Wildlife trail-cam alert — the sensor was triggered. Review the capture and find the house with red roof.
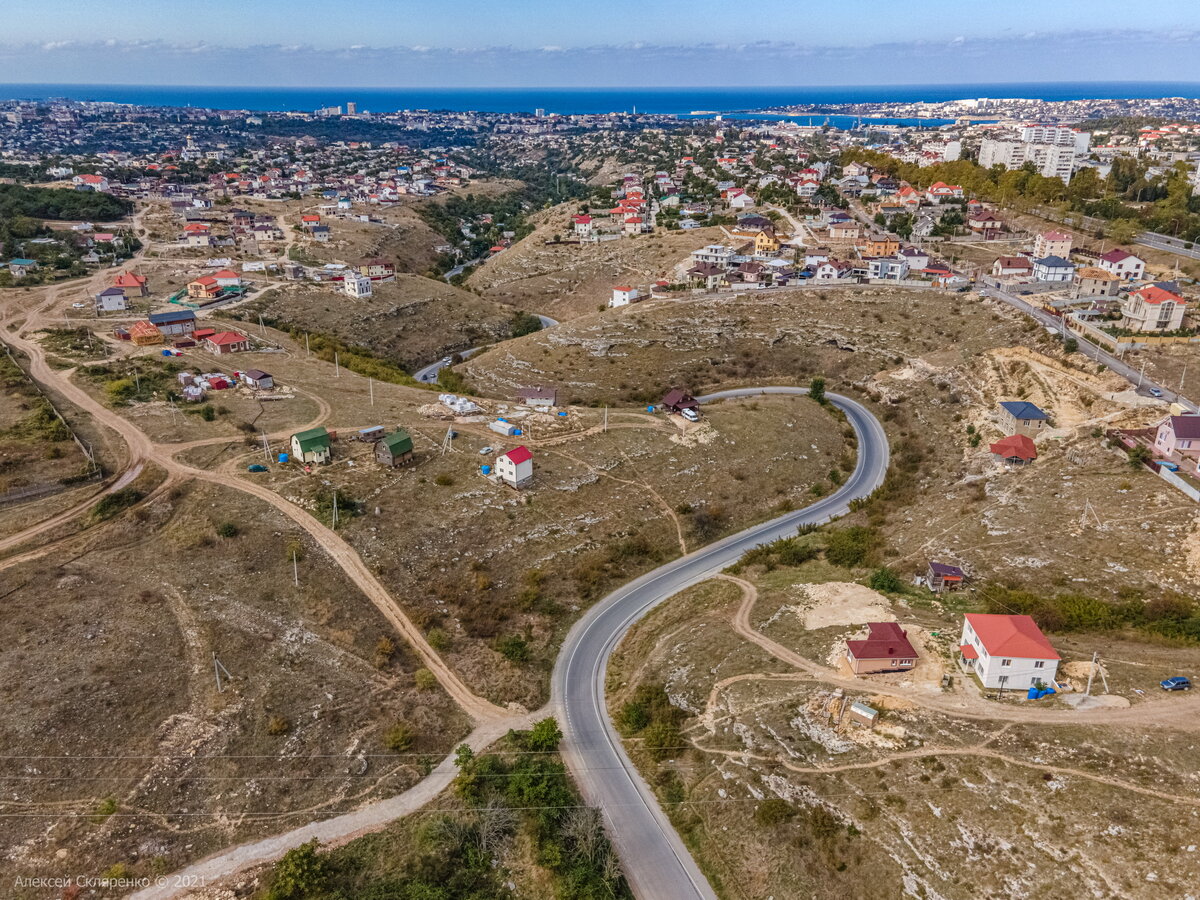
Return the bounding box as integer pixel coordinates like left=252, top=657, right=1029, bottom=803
left=925, top=181, right=963, bottom=203
left=496, top=445, right=533, bottom=488
left=572, top=214, right=593, bottom=237
left=959, top=613, right=1060, bottom=690
left=204, top=331, right=251, bottom=355
left=989, top=433, right=1038, bottom=465
left=1097, top=248, right=1145, bottom=281
left=1033, top=230, right=1072, bottom=259
left=73, top=173, right=109, bottom=192
left=113, top=271, right=148, bottom=296
left=1121, top=284, right=1187, bottom=332
left=187, top=275, right=221, bottom=300
left=845, top=622, right=919, bottom=675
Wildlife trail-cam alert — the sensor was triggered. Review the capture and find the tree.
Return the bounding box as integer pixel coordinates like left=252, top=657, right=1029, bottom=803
left=384, top=721, right=416, bottom=752
left=868, top=566, right=903, bottom=593
left=1127, top=445, right=1152, bottom=468
left=808, top=376, right=827, bottom=405
left=525, top=716, right=563, bottom=753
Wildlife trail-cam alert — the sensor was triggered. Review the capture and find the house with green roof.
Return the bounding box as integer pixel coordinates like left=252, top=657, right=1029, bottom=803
left=375, top=428, right=414, bottom=468
left=291, top=426, right=331, bottom=464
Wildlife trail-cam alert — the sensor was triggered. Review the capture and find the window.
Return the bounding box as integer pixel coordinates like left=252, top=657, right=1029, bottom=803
left=1001, top=659, right=1012, bottom=667
left=1033, top=661, right=1045, bottom=669
left=998, top=675, right=1009, bottom=686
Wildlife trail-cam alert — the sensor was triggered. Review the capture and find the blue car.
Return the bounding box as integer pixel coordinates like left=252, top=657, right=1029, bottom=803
left=1161, top=676, right=1191, bottom=691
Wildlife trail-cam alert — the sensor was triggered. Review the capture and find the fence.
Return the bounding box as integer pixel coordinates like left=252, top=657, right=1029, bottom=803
left=1158, top=467, right=1200, bottom=502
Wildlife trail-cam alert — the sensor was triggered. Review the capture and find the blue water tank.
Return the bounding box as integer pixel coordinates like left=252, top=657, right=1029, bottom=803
left=1027, top=687, right=1039, bottom=700
left=278, top=452, right=289, bottom=463
left=481, top=464, right=491, bottom=475
left=558, top=411, right=567, bottom=417
left=1041, top=687, right=1056, bottom=697
left=513, top=428, right=522, bottom=436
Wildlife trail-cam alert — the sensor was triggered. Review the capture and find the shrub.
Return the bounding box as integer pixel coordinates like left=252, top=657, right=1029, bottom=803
left=384, top=721, right=415, bottom=752
left=1127, top=445, right=1152, bottom=468
left=267, top=715, right=291, bottom=736
left=373, top=636, right=396, bottom=668
left=91, top=487, right=143, bottom=521
left=868, top=566, right=903, bottom=593
left=267, top=840, right=329, bottom=900
left=525, top=717, right=563, bottom=752
left=413, top=668, right=438, bottom=690
left=216, top=521, right=239, bottom=538
left=825, top=526, right=880, bottom=569
left=642, top=719, right=683, bottom=762
left=755, top=798, right=797, bottom=827
left=496, top=634, right=530, bottom=664
left=426, top=627, right=449, bottom=651
left=434, top=473, right=454, bottom=486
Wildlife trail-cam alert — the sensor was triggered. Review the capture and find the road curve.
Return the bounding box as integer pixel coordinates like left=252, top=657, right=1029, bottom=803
left=552, top=387, right=889, bottom=900
left=412, top=315, right=560, bottom=383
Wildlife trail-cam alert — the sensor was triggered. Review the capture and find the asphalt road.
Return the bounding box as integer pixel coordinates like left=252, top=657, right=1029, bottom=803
left=552, top=387, right=890, bottom=900
left=412, top=315, right=560, bottom=383
left=980, top=285, right=1197, bottom=411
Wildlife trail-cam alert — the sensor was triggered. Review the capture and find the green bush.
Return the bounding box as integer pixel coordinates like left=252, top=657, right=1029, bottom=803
left=383, top=721, right=416, bottom=752
left=825, top=526, right=880, bottom=569
left=216, top=521, right=239, bottom=538
left=496, top=633, right=529, bottom=663
left=868, top=566, right=903, bottom=593
left=91, top=487, right=143, bottom=521
left=267, top=840, right=329, bottom=900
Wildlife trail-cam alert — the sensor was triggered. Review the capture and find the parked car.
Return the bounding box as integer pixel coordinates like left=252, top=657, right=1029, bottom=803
left=1161, top=676, right=1192, bottom=691
left=247, top=464, right=269, bottom=473
left=681, top=408, right=701, bottom=422
left=1149, top=388, right=1164, bottom=398
left=479, top=446, right=493, bottom=455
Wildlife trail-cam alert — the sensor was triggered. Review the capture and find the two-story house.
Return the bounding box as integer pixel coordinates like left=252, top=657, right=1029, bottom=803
left=958, top=613, right=1060, bottom=690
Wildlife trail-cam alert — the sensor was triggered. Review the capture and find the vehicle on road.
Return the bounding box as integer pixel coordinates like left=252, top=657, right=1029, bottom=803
left=1149, top=388, right=1164, bottom=397
left=479, top=446, right=493, bottom=455
left=681, top=408, right=700, bottom=422
left=1161, top=676, right=1192, bottom=691
left=441, top=356, right=452, bottom=364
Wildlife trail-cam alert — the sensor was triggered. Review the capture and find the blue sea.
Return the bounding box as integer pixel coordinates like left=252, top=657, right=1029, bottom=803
left=1, top=82, right=1199, bottom=116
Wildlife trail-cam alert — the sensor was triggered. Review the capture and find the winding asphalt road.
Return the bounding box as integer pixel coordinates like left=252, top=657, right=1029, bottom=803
left=553, top=387, right=890, bottom=900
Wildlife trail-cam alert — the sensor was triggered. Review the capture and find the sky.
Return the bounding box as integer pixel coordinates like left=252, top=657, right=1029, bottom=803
left=3, top=0, right=1200, bottom=86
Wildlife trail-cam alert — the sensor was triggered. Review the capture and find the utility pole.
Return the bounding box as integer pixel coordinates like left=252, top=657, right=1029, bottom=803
left=1180, top=363, right=1187, bottom=395
left=305, top=332, right=310, bottom=356
left=261, top=430, right=270, bottom=462
left=603, top=405, right=608, bottom=432
left=369, top=377, right=374, bottom=406
left=332, top=488, right=338, bottom=528
left=1084, top=650, right=1098, bottom=697
left=1137, top=358, right=1146, bottom=389
left=292, top=549, right=299, bottom=586
left=335, top=351, right=340, bottom=377
left=213, top=653, right=233, bottom=694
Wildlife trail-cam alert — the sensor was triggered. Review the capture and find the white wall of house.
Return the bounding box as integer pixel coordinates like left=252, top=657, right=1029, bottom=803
left=960, top=619, right=1059, bottom=689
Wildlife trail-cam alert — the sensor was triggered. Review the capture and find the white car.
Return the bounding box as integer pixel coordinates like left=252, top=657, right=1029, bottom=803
left=681, top=408, right=701, bottom=422
left=71, top=302, right=87, bottom=308
left=479, top=446, right=493, bottom=455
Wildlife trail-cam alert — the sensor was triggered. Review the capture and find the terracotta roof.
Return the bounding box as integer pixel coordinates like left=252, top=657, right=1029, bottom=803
left=846, top=622, right=918, bottom=662
left=1134, top=285, right=1185, bottom=306
left=207, top=331, right=246, bottom=346
left=989, top=434, right=1038, bottom=461
left=964, top=613, right=1059, bottom=660
left=959, top=643, right=979, bottom=660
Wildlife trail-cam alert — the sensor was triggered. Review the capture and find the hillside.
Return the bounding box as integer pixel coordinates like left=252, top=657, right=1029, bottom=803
left=467, top=203, right=729, bottom=320
left=241, top=274, right=520, bottom=372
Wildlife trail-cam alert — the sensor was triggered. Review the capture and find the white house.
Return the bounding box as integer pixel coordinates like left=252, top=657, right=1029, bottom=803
left=572, top=214, right=593, bottom=237
left=691, top=245, right=734, bottom=268
left=1032, top=255, right=1075, bottom=282
left=1097, top=249, right=1146, bottom=281
left=343, top=272, right=373, bottom=298
left=1033, top=230, right=1072, bottom=260
left=868, top=258, right=909, bottom=281
left=496, top=445, right=533, bottom=488
left=610, top=285, right=639, bottom=307
left=1120, top=284, right=1187, bottom=332
left=958, top=613, right=1060, bottom=690
left=94, top=286, right=127, bottom=312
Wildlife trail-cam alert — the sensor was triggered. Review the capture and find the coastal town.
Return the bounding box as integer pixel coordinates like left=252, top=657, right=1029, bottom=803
left=4, top=60, right=1200, bottom=900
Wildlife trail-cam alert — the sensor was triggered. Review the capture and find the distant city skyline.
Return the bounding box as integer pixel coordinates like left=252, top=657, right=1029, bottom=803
left=2, top=1, right=1200, bottom=87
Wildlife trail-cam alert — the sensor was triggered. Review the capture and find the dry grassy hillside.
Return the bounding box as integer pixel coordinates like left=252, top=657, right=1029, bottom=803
left=463, top=287, right=1034, bottom=405
left=467, top=204, right=729, bottom=320
left=0, top=480, right=469, bottom=885
left=241, top=274, right=517, bottom=371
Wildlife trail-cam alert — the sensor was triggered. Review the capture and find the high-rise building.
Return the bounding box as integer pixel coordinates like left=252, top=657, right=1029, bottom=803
left=534, top=108, right=545, bottom=117
left=346, top=101, right=357, bottom=115
left=978, top=124, right=1088, bottom=182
